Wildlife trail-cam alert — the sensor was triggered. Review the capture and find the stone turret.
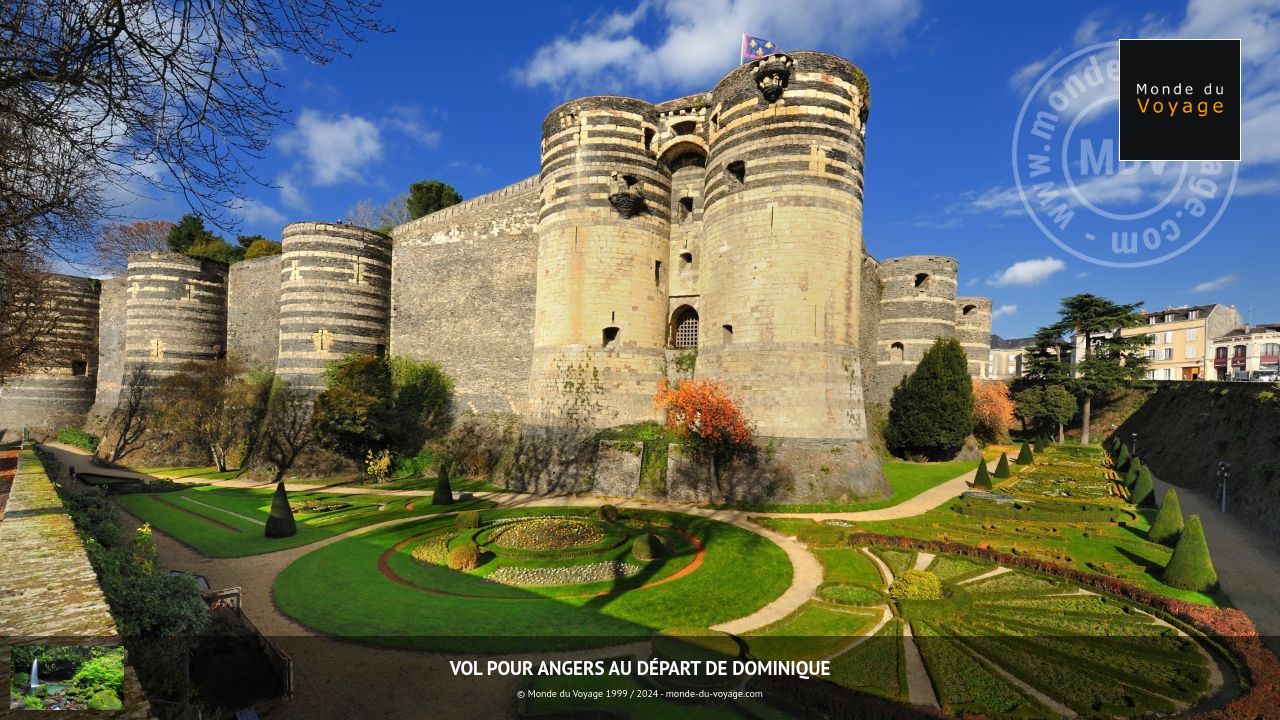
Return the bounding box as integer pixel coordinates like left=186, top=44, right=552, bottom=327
left=123, top=253, right=228, bottom=379
left=956, top=297, right=993, bottom=378
left=870, top=255, right=959, bottom=403
left=277, top=222, right=392, bottom=394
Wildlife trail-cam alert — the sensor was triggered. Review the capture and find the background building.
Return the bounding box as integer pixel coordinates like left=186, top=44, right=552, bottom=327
left=1210, top=324, right=1280, bottom=380
left=988, top=335, right=1035, bottom=380
left=1073, top=303, right=1243, bottom=381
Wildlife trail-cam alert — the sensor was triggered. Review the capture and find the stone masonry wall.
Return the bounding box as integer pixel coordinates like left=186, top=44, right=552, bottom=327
left=227, top=254, right=282, bottom=372
left=390, top=178, right=540, bottom=414
left=86, top=278, right=127, bottom=432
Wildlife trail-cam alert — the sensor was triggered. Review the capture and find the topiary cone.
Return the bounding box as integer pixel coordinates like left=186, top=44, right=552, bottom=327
left=1149, top=489, right=1184, bottom=546
left=1125, top=458, right=1143, bottom=488
left=1131, top=466, right=1155, bottom=507
left=432, top=461, right=454, bottom=505
left=1115, top=443, right=1131, bottom=471
left=1016, top=441, right=1034, bottom=465
left=993, top=452, right=1011, bottom=479
left=1163, top=515, right=1217, bottom=592
left=264, top=481, right=297, bottom=538
left=973, top=459, right=993, bottom=490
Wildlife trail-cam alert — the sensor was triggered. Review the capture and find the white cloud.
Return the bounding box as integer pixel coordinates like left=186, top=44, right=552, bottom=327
left=384, top=105, right=442, bottom=148
left=992, top=304, right=1018, bottom=318
left=1075, top=271, right=1090, bottom=279
left=987, top=257, right=1066, bottom=287
left=232, top=198, right=287, bottom=226
left=275, top=173, right=308, bottom=212
left=1191, top=274, right=1237, bottom=293
left=446, top=160, right=490, bottom=175
left=279, top=109, right=383, bottom=186
left=516, top=0, right=922, bottom=94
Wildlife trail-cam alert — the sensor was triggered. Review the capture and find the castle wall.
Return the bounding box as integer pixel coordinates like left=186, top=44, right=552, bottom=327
left=88, top=278, right=128, bottom=425
left=390, top=178, right=540, bottom=414
left=277, top=223, right=392, bottom=394
left=697, top=52, right=871, bottom=441
left=124, top=253, right=228, bottom=380
left=870, top=255, right=958, bottom=404
left=525, top=96, right=672, bottom=429
left=227, top=254, right=282, bottom=372
left=956, top=296, right=993, bottom=378
left=0, top=274, right=100, bottom=434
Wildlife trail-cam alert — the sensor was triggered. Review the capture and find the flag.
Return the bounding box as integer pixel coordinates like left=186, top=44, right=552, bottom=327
left=741, top=34, right=777, bottom=64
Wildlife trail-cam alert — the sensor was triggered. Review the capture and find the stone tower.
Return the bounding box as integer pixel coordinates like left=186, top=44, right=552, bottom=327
left=697, top=52, right=872, bottom=441
left=0, top=275, right=100, bottom=432
left=277, top=222, right=393, bottom=394
left=956, top=297, right=993, bottom=378
left=525, top=97, right=672, bottom=429
left=871, top=255, right=959, bottom=403
left=123, top=253, right=228, bottom=379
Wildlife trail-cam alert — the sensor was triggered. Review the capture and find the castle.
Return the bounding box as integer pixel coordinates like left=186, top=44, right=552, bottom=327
left=0, top=52, right=991, bottom=502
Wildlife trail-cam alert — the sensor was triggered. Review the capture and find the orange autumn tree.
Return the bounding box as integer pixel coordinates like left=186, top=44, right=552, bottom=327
left=654, top=378, right=754, bottom=488
left=972, top=379, right=1015, bottom=444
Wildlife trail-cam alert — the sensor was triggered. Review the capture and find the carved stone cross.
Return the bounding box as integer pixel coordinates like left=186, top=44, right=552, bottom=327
left=149, top=338, right=166, bottom=361
left=289, top=260, right=301, bottom=282
left=312, top=329, right=333, bottom=352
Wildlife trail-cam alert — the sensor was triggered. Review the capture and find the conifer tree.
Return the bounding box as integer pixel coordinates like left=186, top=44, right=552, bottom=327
left=264, top=481, right=297, bottom=538
left=1115, top=443, right=1131, bottom=471
left=885, top=338, right=974, bottom=460
left=432, top=460, right=454, bottom=505
left=1131, top=466, right=1154, bottom=506
left=1125, top=457, right=1143, bottom=487
left=1163, top=515, right=1217, bottom=592
left=1016, top=441, right=1034, bottom=465
left=994, top=452, right=1011, bottom=479
left=973, top=459, right=993, bottom=490
left=1149, top=489, right=1184, bottom=546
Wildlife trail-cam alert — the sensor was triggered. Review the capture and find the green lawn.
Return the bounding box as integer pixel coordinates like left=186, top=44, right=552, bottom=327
left=712, top=461, right=973, bottom=513
left=115, top=485, right=492, bottom=557
left=273, top=508, right=792, bottom=652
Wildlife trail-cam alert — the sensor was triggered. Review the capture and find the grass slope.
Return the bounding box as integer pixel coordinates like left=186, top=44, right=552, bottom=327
left=715, top=461, right=972, bottom=513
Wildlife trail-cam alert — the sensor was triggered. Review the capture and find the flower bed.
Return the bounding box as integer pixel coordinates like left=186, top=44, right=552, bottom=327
left=487, top=561, right=642, bottom=587
left=486, top=517, right=607, bottom=550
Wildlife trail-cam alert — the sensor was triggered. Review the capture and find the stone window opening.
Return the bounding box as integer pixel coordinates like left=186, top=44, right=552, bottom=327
left=603, top=326, right=620, bottom=348
left=643, top=127, right=655, bottom=150
left=710, top=112, right=720, bottom=131
left=376, top=343, right=386, bottom=357
left=679, top=251, right=693, bottom=269
left=672, top=120, right=696, bottom=136
left=890, top=342, right=905, bottom=362
left=671, top=306, right=699, bottom=349
left=678, top=196, right=694, bottom=221
left=725, top=161, right=745, bottom=190
left=914, top=273, right=929, bottom=289
left=71, top=360, right=87, bottom=376
left=721, top=324, right=734, bottom=344
left=654, top=260, right=664, bottom=287
left=962, top=304, right=977, bottom=316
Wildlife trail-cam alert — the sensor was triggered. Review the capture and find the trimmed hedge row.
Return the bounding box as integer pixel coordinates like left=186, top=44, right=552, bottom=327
left=845, top=531, right=1279, bottom=720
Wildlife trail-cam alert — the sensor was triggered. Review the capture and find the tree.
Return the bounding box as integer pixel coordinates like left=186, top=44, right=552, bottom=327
left=264, top=482, right=297, bottom=538
left=993, top=452, right=1011, bottom=479
left=1149, top=489, right=1184, bottom=546
left=152, top=357, right=267, bottom=471
left=387, top=355, right=454, bottom=450
left=1162, top=515, right=1217, bottom=592
left=1027, top=294, right=1150, bottom=444
left=406, top=180, right=462, bottom=219
left=244, top=239, right=283, bottom=259
left=432, top=460, right=454, bottom=505
left=1013, top=385, right=1077, bottom=442
left=1115, top=443, right=1131, bottom=472
left=259, top=380, right=314, bottom=483
left=0, top=253, right=73, bottom=385
left=1015, top=441, right=1033, bottom=465
left=885, top=338, right=974, bottom=460
left=312, top=355, right=393, bottom=463
left=973, top=458, right=993, bottom=490
left=972, top=380, right=1015, bottom=443
left=347, top=193, right=411, bottom=232
left=654, top=378, right=754, bottom=489
left=1131, top=466, right=1154, bottom=506
left=94, top=221, right=173, bottom=274
left=167, top=214, right=219, bottom=253
left=103, top=364, right=153, bottom=463
left=1, top=0, right=388, bottom=260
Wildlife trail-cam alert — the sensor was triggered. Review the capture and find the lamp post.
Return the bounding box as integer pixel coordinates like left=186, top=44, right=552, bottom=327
left=1217, top=461, right=1231, bottom=513
left=1131, top=432, right=1138, bottom=457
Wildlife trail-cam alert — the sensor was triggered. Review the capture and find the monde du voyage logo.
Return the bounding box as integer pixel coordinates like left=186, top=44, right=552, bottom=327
left=1013, top=40, right=1241, bottom=268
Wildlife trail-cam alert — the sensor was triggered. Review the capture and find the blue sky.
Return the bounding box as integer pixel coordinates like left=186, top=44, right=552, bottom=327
left=99, top=0, right=1280, bottom=338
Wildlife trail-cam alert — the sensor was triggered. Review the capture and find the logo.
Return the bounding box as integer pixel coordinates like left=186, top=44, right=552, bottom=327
left=1012, top=42, right=1238, bottom=268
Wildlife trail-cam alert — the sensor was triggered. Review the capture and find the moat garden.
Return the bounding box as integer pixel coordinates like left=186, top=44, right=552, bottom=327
left=30, top=437, right=1275, bottom=720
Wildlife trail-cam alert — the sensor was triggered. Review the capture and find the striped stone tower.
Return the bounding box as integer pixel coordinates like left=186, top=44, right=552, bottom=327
left=277, top=222, right=393, bottom=395
left=123, top=253, right=228, bottom=379
left=0, top=274, right=100, bottom=432
left=956, top=297, right=993, bottom=378
left=524, top=96, right=671, bottom=429
left=873, top=255, right=959, bottom=401
left=696, top=51, right=872, bottom=440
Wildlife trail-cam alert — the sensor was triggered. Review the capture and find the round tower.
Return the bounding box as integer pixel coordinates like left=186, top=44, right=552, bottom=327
left=277, top=222, right=392, bottom=394
left=124, top=253, right=228, bottom=379
left=525, top=96, right=671, bottom=429
left=696, top=52, right=871, bottom=440
left=871, top=255, right=959, bottom=402
left=956, top=297, right=993, bottom=378
left=0, top=275, right=100, bottom=431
